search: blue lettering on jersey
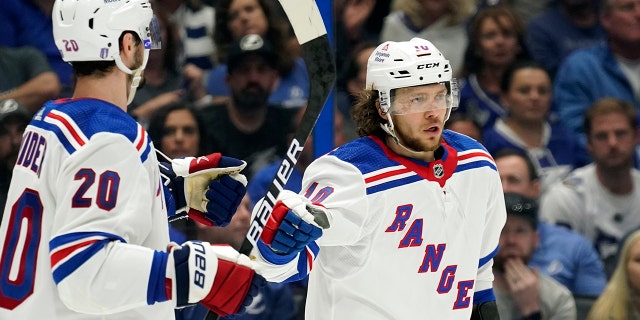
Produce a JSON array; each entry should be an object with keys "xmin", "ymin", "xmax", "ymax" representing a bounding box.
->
[
  {"xmin": 437, "ymin": 265, "xmax": 457, "ymax": 293},
  {"xmin": 419, "ymin": 244, "xmax": 446, "ymax": 273},
  {"xmin": 453, "ymin": 280, "xmax": 474, "ymax": 309},
  {"xmin": 385, "ymin": 204, "xmax": 413, "ymax": 232},
  {"xmin": 399, "ymin": 219, "xmax": 423, "ymax": 248},
  {"xmin": 384, "ymin": 206, "xmax": 474, "ymax": 309},
  {"xmin": 16, "ymin": 131, "xmax": 47, "ymax": 177}
]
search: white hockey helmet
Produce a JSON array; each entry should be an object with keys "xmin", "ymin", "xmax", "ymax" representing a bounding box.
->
[
  {"xmin": 52, "ymin": 0, "xmax": 161, "ymax": 73},
  {"xmin": 365, "ymin": 37, "xmax": 458, "ymax": 117}
]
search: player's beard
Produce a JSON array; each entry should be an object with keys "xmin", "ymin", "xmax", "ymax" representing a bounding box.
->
[
  {"xmin": 392, "ymin": 118, "xmax": 443, "ymax": 152},
  {"xmin": 400, "ymin": 134, "xmax": 442, "ymax": 152}
]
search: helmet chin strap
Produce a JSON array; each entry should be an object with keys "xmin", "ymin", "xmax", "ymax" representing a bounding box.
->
[
  {"xmin": 380, "ymin": 116, "xmax": 424, "ymax": 155},
  {"xmin": 127, "ymin": 69, "xmax": 143, "ymax": 105},
  {"xmin": 114, "ymin": 49, "xmax": 149, "ymax": 105}
]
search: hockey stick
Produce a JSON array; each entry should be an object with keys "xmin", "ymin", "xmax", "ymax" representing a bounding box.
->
[
  {"xmin": 239, "ymin": 0, "xmax": 335, "ymax": 256},
  {"xmin": 167, "ymin": 0, "xmax": 333, "ymax": 229},
  {"xmin": 204, "ymin": 1, "xmax": 334, "ymax": 319}
]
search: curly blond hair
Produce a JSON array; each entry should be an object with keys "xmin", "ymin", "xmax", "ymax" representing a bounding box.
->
[{"xmin": 350, "ymin": 88, "xmax": 388, "ymax": 139}]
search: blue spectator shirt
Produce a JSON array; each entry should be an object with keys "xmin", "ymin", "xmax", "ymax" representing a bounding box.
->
[{"xmin": 529, "ymin": 222, "xmax": 607, "ymax": 296}]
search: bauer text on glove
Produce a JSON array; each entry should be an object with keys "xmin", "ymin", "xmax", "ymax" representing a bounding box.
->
[{"xmin": 162, "ymin": 241, "xmax": 265, "ymax": 316}]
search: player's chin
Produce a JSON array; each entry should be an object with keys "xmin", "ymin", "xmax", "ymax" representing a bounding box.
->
[{"xmin": 419, "ymin": 137, "xmax": 442, "ymax": 152}]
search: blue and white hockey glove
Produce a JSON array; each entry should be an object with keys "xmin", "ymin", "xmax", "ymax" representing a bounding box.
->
[
  {"xmin": 260, "ymin": 190, "xmax": 329, "ymax": 255},
  {"xmin": 159, "ymin": 152, "xmax": 247, "ymax": 227},
  {"xmin": 166, "ymin": 241, "xmax": 265, "ymax": 316}
]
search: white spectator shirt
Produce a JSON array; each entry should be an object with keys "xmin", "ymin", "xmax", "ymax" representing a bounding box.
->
[{"xmin": 540, "ymin": 163, "xmax": 640, "ymax": 261}]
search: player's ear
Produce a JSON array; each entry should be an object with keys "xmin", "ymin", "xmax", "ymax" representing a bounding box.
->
[
  {"xmin": 376, "ymin": 99, "xmax": 388, "ymax": 120},
  {"xmin": 119, "ymin": 32, "xmax": 139, "ymax": 67}
]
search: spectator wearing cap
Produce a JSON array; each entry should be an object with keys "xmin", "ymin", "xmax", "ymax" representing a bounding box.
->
[
  {"xmin": 207, "ymin": 0, "xmax": 309, "ymax": 109},
  {"xmin": 173, "ymin": 38, "xmax": 303, "ymax": 314},
  {"xmin": 493, "ymin": 192, "xmax": 577, "ymax": 320},
  {"xmin": 0, "ymin": 99, "xmax": 31, "ymax": 218},
  {"xmin": 200, "ymin": 34, "xmax": 299, "ymax": 180},
  {"xmin": 494, "ymin": 148, "xmax": 606, "ymax": 297},
  {"xmin": 0, "ymin": 46, "xmax": 61, "ymax": 114}
]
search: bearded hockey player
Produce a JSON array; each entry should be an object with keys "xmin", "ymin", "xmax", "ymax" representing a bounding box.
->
[{"xmin": 249, "ymin": 37, "xmax": 506, "ymax": 319}]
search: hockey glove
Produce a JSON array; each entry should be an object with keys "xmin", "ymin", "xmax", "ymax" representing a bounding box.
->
[
  {"xmin": 260, "ymin": 190, "xmax": 329, "ymax": 255},
  {"xmin": 159, "ymin": 153, "xmax": 247, "ymax": 227},
  {"xmin": 167, "ymin": 241, "xmax": 265, "ymax": 316}
]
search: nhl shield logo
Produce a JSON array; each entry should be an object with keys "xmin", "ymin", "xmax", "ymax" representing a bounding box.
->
[{"xmin": 433, "ymin": 163, "xmax": 444, "ymax": 178}]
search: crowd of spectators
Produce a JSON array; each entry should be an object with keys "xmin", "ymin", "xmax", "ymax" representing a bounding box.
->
[{"xmin": 1, "ymin": 0, "xmax": 640, "ymax": 318}]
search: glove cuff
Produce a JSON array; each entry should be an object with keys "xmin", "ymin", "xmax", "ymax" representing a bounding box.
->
[
  {"xmin": 200, "ymin": 245, "xmax": 261, "ymax": 316},
  {"xmin": 172, "ymin": 154, "xmax": 222, "ymax": 177},
  {"xmin": 167, "ymin": 241, "xmax": 219, "ymax": 307},
  {"xmin": 256, "ymin": 239, "xmax": 298, "ymax": 265},
  {"xmin": 187, "ymin": 208, "xmax": 214, "ymax": 227}
]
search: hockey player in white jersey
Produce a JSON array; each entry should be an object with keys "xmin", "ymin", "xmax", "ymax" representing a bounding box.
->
[
  {"xmin": 249, "ymin": 37, "xmax": 506, "ymax": 319},
  {"xmin": 0, "ymin": 0, "xmax": 264, "ymax": 319}
]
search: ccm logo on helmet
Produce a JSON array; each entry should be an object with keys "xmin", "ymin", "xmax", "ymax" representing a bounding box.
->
[{"xmin": 417, "ymin": 63, "xmax": 440, "ymax": 69}]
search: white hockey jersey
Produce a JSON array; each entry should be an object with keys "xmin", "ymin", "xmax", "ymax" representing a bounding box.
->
[
  {"xmin": 255, "ymin": 131, "xmax": 506, "ymax": 319},
  {"xmin": 540, "ymin": 163, "xmax": 640, "ymax": 262},
  {"xmin": 0, "ymin": 99, "xmax": 174, "ymax": 319}
]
